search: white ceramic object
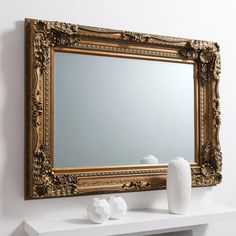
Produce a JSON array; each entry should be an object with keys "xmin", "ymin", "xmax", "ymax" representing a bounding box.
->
[
  {"xmin": 87, "ymin": 198, "xmax": 111, "ymax": 223},
  {"xmin": 167, "ymin": 157, "xmax": 191, "ymax": 215},
  {"xmin": 108, "ymin": 196, "xmax": 127, "ymax": 220},
  {"xmin": 140, "ymin": 155, "xmax": 159, "ymax": 164}
]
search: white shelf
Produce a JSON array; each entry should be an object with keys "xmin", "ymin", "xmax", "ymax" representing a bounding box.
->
[{"xmin": 24, "ymin": 203, "xmax": 236, "ymax": 236}]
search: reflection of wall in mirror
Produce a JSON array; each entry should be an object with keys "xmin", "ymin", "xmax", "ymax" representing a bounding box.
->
[{"xmin": 54, "ymin": 52, "xmax": 194, "ymax": 167}]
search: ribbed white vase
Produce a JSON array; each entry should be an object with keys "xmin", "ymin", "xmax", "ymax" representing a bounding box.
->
[{"xmin": 167, "ymin": 157, "xmax": 191, "ymax": 214}]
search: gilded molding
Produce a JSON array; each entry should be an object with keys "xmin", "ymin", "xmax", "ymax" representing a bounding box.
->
[
  {"xmin": 25, "ymin": 19, "xmax": 222, "ymax": 199},
  {"xmin": 192, "ymin": 141, "xmax": 222, "ymax": 186},
  {"xmin": 179, "ymin": 40, "xmax": 221, "ymax": 84},
  {"xmin": 32, "ymin": 93, "xmax": 42, "ymax": 127},
  {"xmin": 33, "ymin": 145, "xmax": 78, "ymax": 198},
  {"xmin": 179, "ymin": 39, "xmax": 222, "ymax": 186},
  {"xmin": 122, "ymin": 180, "xmax": 151, "ymax": 191},
  {"xmin": 213, "ymin": 98, "xmax": 221, "ymax": 128},
  {"xmin": 122, "ymin": 31, "xmax": 151, "ymax": 42}
]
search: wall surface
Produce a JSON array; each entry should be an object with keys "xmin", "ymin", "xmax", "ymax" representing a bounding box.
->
[{"xmin": 0, "ymin": 0, "xmax": 236, "ymax": 235}]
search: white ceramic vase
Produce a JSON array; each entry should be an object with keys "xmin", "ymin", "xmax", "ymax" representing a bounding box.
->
[
  {"xmin": 87, "ymin": 198, "xmax": 111, "ymax": 223},
  {"xmin": 140, "ymin": 155, "xmax": 159, "ymax": 164},
  {"xmin": 108, "ymin": 196, "xmax": 127, "ymax": 220},
  {"xmin": 167, "ymin": 157, "xmax": 191, "ymax": 215}
]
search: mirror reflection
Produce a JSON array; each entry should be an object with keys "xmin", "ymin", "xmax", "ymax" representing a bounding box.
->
[{"xmin": 54, "ymin": 52, "xmax": 194, "ymax": 167}]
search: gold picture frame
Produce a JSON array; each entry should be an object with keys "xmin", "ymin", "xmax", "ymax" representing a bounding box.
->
[{"xmin": 25, "ymin": 18, "xmax": 222, "ymax": 199}]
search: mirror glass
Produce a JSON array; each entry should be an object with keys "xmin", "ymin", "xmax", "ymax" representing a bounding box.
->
[{"xmin": 54, "ymin": 52, "xmax": 194, "ymax": 167}]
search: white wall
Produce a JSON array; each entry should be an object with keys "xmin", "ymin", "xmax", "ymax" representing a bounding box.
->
[{"xmin": 0, "ymin": 0, "xmax": 236, "ymax": 235}]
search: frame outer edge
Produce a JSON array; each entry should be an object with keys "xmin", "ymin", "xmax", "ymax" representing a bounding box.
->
[
  {"xmin": 25, "ymin": 19, "xmax": 33, "ymax": 199},
  {"xmin": 24, "ymin": 18, "xmax": 222, "ymax": 199}
]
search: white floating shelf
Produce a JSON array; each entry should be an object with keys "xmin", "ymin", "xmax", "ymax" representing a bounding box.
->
[{"xmin": 24, "ymin": 203, "xmax": 236, "ymax": 236}]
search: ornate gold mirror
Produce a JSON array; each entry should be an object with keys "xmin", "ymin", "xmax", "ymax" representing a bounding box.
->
[{"xmin": 25, "ymin": 19, "xmax": 222, "ymax": 199}]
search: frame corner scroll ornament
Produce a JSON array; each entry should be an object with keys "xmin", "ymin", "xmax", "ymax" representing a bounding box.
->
[
  {"xmin": 32, "ymin": 144, "xmax": 79, "ymax": 198},
  {"xmin": 25, "ymin": 19, "xmax": 222, "ymax": 199}
]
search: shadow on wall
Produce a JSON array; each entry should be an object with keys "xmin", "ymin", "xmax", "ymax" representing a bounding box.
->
[{"xmin": 0, "ymin": 21, "xmax": 26, "ymax": 235}]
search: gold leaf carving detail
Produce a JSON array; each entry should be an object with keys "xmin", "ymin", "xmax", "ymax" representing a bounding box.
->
[
  {"xmin": 122, "ymin": 31, "xmax": 151, "ymax": 42},
  {"xmin": 33, "ymin": 145, "xmax": 78, "ymax": 198},
  {"xmin": 32, "ymin": 93, "xmax": 42, "ymax": 127},
  {"xmin": 213, "ymin": 98, "xmax": 221, "ymax": 128},
  {"xmin": 179, "ymin": 40, "xmax": 220, "ymax": 85},
  {"xmin": 192, "ymin": 141, "xmax": 222, "ymax": 186},
  {"xmin": 122, "ymin": 180, "xmax": 151, "ymax": 191}
]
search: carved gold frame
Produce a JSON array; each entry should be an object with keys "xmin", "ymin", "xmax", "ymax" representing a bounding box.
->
[{"xmin": 25, "ymin": 18, "xmax": 222, "ymax": 199}]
